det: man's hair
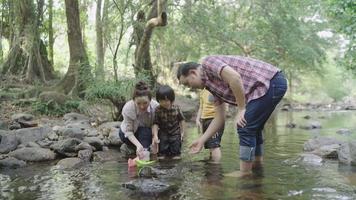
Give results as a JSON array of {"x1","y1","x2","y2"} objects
[
  {"x1": 156, "y1": 85, "x2": 175, "y2": 102},
  {"x1": 176, "y1": 62, "x2": 200, "y2": 79}
]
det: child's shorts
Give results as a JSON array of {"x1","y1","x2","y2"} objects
[{"x1": 201, "y1": 118, "x2": 224, "y2": 149}]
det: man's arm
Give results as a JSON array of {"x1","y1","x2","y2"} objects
[{"x1": 220, "y1": 66, "x2": 246, "y2": 110}]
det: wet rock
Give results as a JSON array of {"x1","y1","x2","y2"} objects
[
  {"x1": 299, "y1": 121, "x2": 322, "y2": 130},
  {"x1": 311, "y1": 144, "x2": 340, "y2": 159},
  {"x1": 92, "y1": 150, "x2": 121, "y2": 162},
  {"x1": 303, "y1": 115, "x2": 311, "y2": 119},
  {"x1": 78, "y1": 149, "x2": 93, "y2": 162},
  {"x1": 345, "y1": 105, "x2": 356, "y2": 110},
  {"x1": 25, "y1": 142, "x2": 41, "y2": 148},
  {"x1": 98, "y1": 122, "x2": 121, "y2": 136},
  {"x1": 0, "y1": 157, "x2": 26, "y2": 169},
  {"x1": 17, "y1": 120, "x2": 38, "y2": 128},
  {"x1": 286, "y1": 123, "x2": 296, "y2": 128},
  {"x1": 60, "y1": 127, "x2": 86, "y2": 140},
  {"x1": 122, "y1": 179, "x2": 176, "y2": 195},
  {"x1": 9, "y1": 122, "x2": 21, "y2": 130},
  {"x1": 47, "y1": 132, "x2": 59, "y2": 141},
  {"x1": 338, "y1": 142, "x2": 350, "y2": 164},
  {"x1": 298, "y1": 153, "x2": 323, "y2": 166},
  {"x1": 51, "y1": 138, "x2": 82, "y2": 157},
  {"x1": 37, "y1": 139, "x2": 54, "y2": 149},
  {"x1": 120, "y1": 143, "x2": 135, "y2": 157},
  {"x1": 281, "y1": 103, "x2": 291, "y2": 111},
  {"x1": 85, "y1": 129, "x2": 99, "y2": 137},
  {"x1": 304, "y1": 137, "x2": 342, "y2": 151},
  {"x1": 0, "y1": 134, "x2": 18, "y2": 154},
  {"x1": 14, "y1": 126, "x2": 52, "y2": 144},
  {"x1": 9, "y1": 147, "x2": 56, "y2": 161},
  {"x1": 83, "y1": 137, "x2": 103, "y2": 151},
  {"x1": 65, "y1": 121, "x2": 91, "y2": 130},
  {"x1": 108, "y1": 130, "x2": 122, "y2": 146},
  {"x1": 56, "y1": 157, "x2": 83, "y2": 169},
  {"x1": 336, "y1": 128, "x2": 352, "y2": 135},
  {"x1": 74, "y1": 142, "x2": 94, "y2": 151},
  {"x1": 349, "y1": 141, "x2": 356, "y2": 166}
]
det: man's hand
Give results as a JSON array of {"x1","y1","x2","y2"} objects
[
  {"x1": 235, "y1": 108, "x2": 247, "y2": 128},
  {"x1": 189, "y1": 138, "x2": 204, "y2": 154}
]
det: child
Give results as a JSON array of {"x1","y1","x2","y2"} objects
[
  {"x1": 152, "y1": 85, "x2": 185, "y2": 159},
  {"x1": 195, "y1": 88, "x2": 225, "y2": 163}
]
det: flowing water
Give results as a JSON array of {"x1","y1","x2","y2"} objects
[{"x1": 1, "y1": 111, "x2": 356, "y2": 199}]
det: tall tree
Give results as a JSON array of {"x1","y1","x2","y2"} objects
[
  {"x1": 48, "y1": 0, "x2": 54, "y2": 66},
  {"x1": 55, "y1": 0, "x2": 91, "y2": 97},
  {"x1": 1, "y1": 0, "x2": 53, "y2": 83},
  {"x1": 325, "y1": 0, "x2": 356, "y2": 72},
  {"x1": 134, "y1": 0, "x2": 167, "y2": 87},
  {"x1": 95, "y1": 0, "x2": 104, "y2": 79}
]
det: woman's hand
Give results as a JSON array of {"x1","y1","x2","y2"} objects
[
  {"x1": 235, "y1": 108, "x2": 247, "y2": 128},
  {"x1": 189, "y1": 138, "x2": 204, "y2": 154}
]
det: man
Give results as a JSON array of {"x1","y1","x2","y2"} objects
[{"x1": 177, "y1": 55, "x2": 287, "y2": 176}]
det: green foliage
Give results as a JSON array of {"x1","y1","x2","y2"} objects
[
  {"x1": 325, "y1": 0, "x2": 356, "y2": 72},
  {"x1": 32, "y1": 100, "x2": 80, "y2": 116},
  {"x1": 85, "y1": 74, "x2": 150, "y2": 102}
]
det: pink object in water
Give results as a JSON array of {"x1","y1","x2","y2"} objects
[{"x1": 128, "y1": 157, "x2": 139, "y2": 168}]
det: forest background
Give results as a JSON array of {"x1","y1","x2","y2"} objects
[{"x1": 0, "y1": 0, "x2": 355, "y2": 119}]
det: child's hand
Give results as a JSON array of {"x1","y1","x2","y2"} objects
[{"x1": 153, "y1": 136, "x2": 160, "y2": 144}]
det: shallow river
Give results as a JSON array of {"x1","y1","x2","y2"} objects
[{"x1": 1, "y1": 110, "x2": 356, "y2": 199}]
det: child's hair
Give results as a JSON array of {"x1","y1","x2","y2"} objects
[
  {"x1": 132, "y1": 81, "x2": 152, "y2": 100},
  {"x1": 156, "y1": 85, "x2": 175, "y2": 102}
]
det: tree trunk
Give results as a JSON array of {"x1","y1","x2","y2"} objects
[
  {"x1": 1, "y1": 0, "x2": 53, "y2": 83},
  {"x1": 134, "y1": 0, "x2": 167, "y2": 87},
  {"x1": 48, "y1": 0, "x2": 54, "y2": 66},
  {"x1": 95, "y1": 0, "x2": 104, "y2": 80},
  {"x1": 0, "y1": 1, "x2": 3, "y2": 64},
  {"x1": 55, "y1": 0, "x2": 91, "y2": 97}
]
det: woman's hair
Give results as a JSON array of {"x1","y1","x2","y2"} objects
[
  {"x1": 176, "y1": 62, "x2": 200, "y2": 79},
  {"x1": 132, "y1": 81, "x2": 152, "y2": 100},
  {"x1": 156, "y1": 85, "x2": 175, "y2": 102}
]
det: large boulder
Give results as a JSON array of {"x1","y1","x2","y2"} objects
[
  {"x1": 304, "y1": 137, "x2": 342, "y2": 152},
  {"x1": 51, "y1": 138, "x2": 82, "y2": 157},
  {"x1": 0, "y1": 157, "x2": 27, "y2": 169},
  {"x1": 56, "y1": 157, "x2": 83, "y2": 169},
  {"x1": 0, "y1": 134, "x2": 18, "y2": 153},
  {"x1": 9, "y1": 147, "x2": 56, "y2": 161},
  {"x1": 14, "y1": 126, "x2": 52, "y2": 144}
]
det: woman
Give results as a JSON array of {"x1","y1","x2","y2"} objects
[{"x1": 119, "y1": 81, "x2": 159, "y2": 159}]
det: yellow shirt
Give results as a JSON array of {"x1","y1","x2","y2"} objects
[{"x1": 199, "y1": 89, "x2": 216, "y2": 119}]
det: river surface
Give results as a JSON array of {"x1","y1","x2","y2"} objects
[{"x1": 1, "y1": 110, "x2": 356, "y2": 199}]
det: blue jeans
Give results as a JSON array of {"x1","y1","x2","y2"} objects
[
  {"x1": 238, "y1": 71, "x2": 287, "y2": 161},
  {"x1": 119, "y1": 127, "x2": 152, "y2": 150}
]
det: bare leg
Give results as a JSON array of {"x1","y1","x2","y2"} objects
[
  {"x1": 252, "y1": 156, "x2": 263, "y2": 170},
  {"x1": 210, "y1": 147, "x2": 221, "y2": 163}
]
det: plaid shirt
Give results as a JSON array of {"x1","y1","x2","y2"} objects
[
  {"x1": 153, "y1": 105, "x2": 185, "y2": 136},
  {"x1": 201, "y1": 55, "x2": 280, "y2": 105}
]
